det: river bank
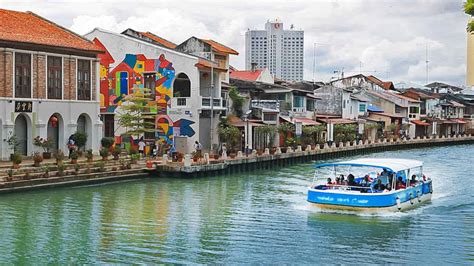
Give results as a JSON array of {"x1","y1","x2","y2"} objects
[{"x1": 0, "y1": 134, "x2": 472, "y2": 194}]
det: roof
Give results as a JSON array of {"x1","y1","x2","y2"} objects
[
  {"x1": 139, "y1": 31, "x2": 177, "y2": 49},
  {"x1": 366, "y1": 90, "x2": 421, "y2": 107},
  {"x1": 369, "y1": 112, "x2": 405, "y2": 119},
  {"x1": 367, "y1": 75, "x2": 394, "y2": 90},
  {"x1": 0, "y1": 9, "x2": 102, "y2": 53},
  {"x1": 411, "y1": 120, "x2": 430, "y2": 126},
  {"x1": 230, "y1": 70, "x2": 262, "y2": 81},
  {"x1": 425, "y1": 82, "x2": 462, "y2": 92},
  {"x1": 315, "y1": 158, "x2": 423, "y2": 172},
  {"x1": 195, "y1": 58, "x2": 227, "y2": 71},
  {"x1": 201, "y1": 39, "x2": 239, "y2": 55}
]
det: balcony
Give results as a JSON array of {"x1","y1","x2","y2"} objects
[
  {"x1": 292, "y1": 107, "x2": 305, "y2": 113},
  {"x1": 200, "y1": 96, "x2": 226, "y2": 110}
]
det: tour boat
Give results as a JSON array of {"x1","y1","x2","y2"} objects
[{"x1": 307, "y1": 158, "x2": 433, "y2": 212}]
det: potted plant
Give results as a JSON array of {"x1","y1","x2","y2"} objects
[
  {"x1": 74, "y1": 164, "x2": 80, "y2": 175},
  {"x1": 112, "y1": 146, "x2": 122, "y2": 160},
  {"x1": 33, "y1": 152, "x2": 43, "y2": 167},
  {"x1": 72, "y1": 131, "x2": 88, "y2": 152},
  {"x1": 6, "y1": 169, "x2": 14, "y2": 182},
  {"x1": 100, "y1": 147, "x2": 109, "y2": 161},
  {"x1": 23, "y1": 170, "x2": 31, "y2": 180},
  {"x1": 85, "y1": 164, "x2": 91, "y2": 174},
  {"x1": 11, "y1": 153, "x2": 22, "y2": 169},
  {"x1": 213, "y1": 154, "x2": 219, "y2": 160},
  {"x1": 43, "y1": 166, "x2": 50, "y2": 178},
  {"x1": 101, "y1": 137, "x2": 115, "y2": 150},
  {"x1": 54, "y1": 150, "x2": 65, "y2": 164},
  {"x1": 70, "y1": 150, "x2": 79, "y2": 164},
  {"x1": 229, "y1": 153, "x2": 237, "y2": 159},
  {"x1": 96, "y1": 161, "x2": 106, "y2": 172},
  {"x1": 130, "y1": 153, "x2": 140, "y2": 164},
  {"x1": 57, "y1": 163, "x2": 65, "y2": 177},
  {"x1": 33, "y1": 136, "x2": 53, "y2": 159},
  {"x1": 85, "y1": 149, "x2": 94, "y2": 162}
]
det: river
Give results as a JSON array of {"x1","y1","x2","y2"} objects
[{"x1": 0, "y1": 144, "x2": 473, "y2": 264}]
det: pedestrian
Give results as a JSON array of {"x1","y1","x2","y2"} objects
[
  {"x1": 67, "y1": 135, "x2": 76, "y2": 159},
  {"x1": 194, "y1": 141, "x2": 202, "y2": 159},
  {"x1": 138, "y1": 138, "x2": 146, "y2": 158}
]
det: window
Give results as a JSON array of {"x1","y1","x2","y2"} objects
[
  {"x1": 47, "y1": 56, "x2": 62, "y2": 99},
  {"x1": 77, "y1": 60, "x2": 91, "y2": 100},
  {"x1": 173, "y1": 73, "x2": 191, "y2": 97},
  {"x1": 306, "y1": 99, "x2": 315, "y2": 111},
  {"x1": 293, "y1": 95, "x2": 304, "y2": 108},
  {"x1": 395, "y1": 105, "x2": 402, "y2": 113},
  {"x1": 409, "y1": 106, "x2": 420, "y2": 114},
  {"x1": 359, "y1": 103, "x2": 366, "y2": 112},
  {"x1": 15, "y1": 53, "x2": 31, "y2": 98},
  {"x1": 263, "y1": 113, "x2": 277, "y2": 121},
  {"x1": 144, "y1": 73, "x2": 156, "y2": 100}
]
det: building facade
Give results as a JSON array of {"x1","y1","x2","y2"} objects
[
  {"x1": 245, "y1": 20, "x2": 304, "y2": 81},
  {"x1": 0, "y1": 9, "x2": 103, "y2": 160}
]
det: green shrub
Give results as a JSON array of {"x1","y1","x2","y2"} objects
[
  {"x1": 101, "y1": 137, "x2": 115, "y2": 149},
  {"x1": 11, "y1": 153, "x2": 22, "y2": 164}
]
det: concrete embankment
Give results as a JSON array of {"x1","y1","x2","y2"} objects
[
  {"x1": 152, "y1": 135, "x2": 474, "y2": 178},
  {"x1": 0, "y1": 135, "x2": 472, "y2": 194}
]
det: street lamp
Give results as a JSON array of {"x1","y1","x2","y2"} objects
[{"x1": 244, "y1": 110, "x2": 252, "y2": 157}]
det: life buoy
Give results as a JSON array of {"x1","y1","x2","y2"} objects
[
  {"x1": 417, "y1": 191, "x2": 422, "y2": 203},
  {"x1": 396, "y1": 197, "x2": 401, "y2": 210},
  {"x1": 409, "y1": 193, "x2": 414, "y2": 205}
]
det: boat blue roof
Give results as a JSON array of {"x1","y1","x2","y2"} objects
[
  {"x1": 367, "y1": 105, "x2": 383, "y2": 112},
  {"x1": 315, "y1": 158, "x2": 423, "y2": 172}
]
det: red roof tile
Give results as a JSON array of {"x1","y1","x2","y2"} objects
[
  {"x1": 201, "y1": 39, "x2": 239, "y2": 55},
  {"x1": 0, "y1": 9, "x2": 103, "y2": 53},
  {"x1": 230, "y1": 70, "x2": 262, "y2": 81},
  {"x1": 140, "y1": 31, "x2": 177, "y2": 49},
  {"x1": 367, "y1": 75, "x2": 394, "y2": 90},
  {"x1": 195, "y1": 58, "x2": 227, "y2": 72}
]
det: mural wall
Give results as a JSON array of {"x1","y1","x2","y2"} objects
[{"x1": 94, "y1": 38, "x2": 195, "y2": 145}]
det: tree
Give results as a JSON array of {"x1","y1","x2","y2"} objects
[
  {"x1": 217, "y1": 118, "x2": 241, "y2": 152},
  {"x1": 278, "y1": 122, "x2": 294, "y2": 146},
  {"x1": 334, "y1": 124, "x2": 357, "y2": 143},
  {"x1": 302, "y1": 125, "x2": 325, "y2": 146},
  {"x1": 465, "y1": 0, "x2": 474, "y2": 32},
  {"x1": 229, "y1": 86, "x2": 244, "y2": 117},
  {"x1": 118, "y1": 88, "x2": 156, "y2": 137},
  {"x1": 72, "y1": 131, "x2": 88, "y2": 151},
  {"x1": 254, "y1": 124, "x2": 277, "y2": 149}
]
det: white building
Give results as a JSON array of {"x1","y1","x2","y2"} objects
[
  {"x1": 0, "y1": 9, "x2": 103, "y2": 160},
  {"x1": 245, "y1": 20, "x2": 304, "y2": 81}
]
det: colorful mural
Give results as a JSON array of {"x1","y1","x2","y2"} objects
[{"x1": 93, "y1": 38, "x2": 196, "y2": 145}]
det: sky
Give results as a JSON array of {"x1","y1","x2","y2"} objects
[{"x1": 1, "y1": 0, "x2": 470, "y2": 86}]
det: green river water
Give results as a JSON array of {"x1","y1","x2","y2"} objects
[{"x1": 0, "y1": 144, "x2": 473, "y2": 264}]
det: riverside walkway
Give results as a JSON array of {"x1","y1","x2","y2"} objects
[{"x1": 0, "y1": 134, "x2": 472, "y2": 194}]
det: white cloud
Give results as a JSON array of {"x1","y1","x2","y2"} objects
[{"x1": 2, "y1": 0, "x2": 469, "y2": 86}]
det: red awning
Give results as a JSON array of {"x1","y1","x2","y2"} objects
[
  {"x1": 451, "y1": 119, "x2": 467, "y2": 124},
  {"x1": 411, "y1": 120, "x2": 430, "y2": 126}
]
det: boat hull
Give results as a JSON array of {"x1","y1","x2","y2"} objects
[{"x1": 307, "y1": 181, "x2": 432, "y2": 212}]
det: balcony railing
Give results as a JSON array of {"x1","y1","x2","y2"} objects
[
  {"x1": 201, "y1": 97, "x2": 224, "y2": 109},
  {"x1": 171, "y1": 97, "x2": 189, "y2": 108}
]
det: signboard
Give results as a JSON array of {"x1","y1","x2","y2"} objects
[
  {"x1": 295, "y1": 122, "x2": 302, "y2": 136},
  {"x1": 14, "y1": 101, "x2": 33, "y2": 113}
]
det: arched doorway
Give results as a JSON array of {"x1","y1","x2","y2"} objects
[
  {"x1": 47, "y1": 114, "x2": 63, "y2": 152},
  {"x1": 77, "y1": 114, "x2": 92, "y2": 149},
  {"x1": 14, "y1": 114, "x2": 28, "y2": 155}
]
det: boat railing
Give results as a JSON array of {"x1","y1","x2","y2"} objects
[{"x1": 312, "y1": 184, "x2": 380, "y2": 193}]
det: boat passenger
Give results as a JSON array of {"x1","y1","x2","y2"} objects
[
  {"x1": 347, "y1": 174, "x2": 357, "y2": 186},
  {"x1": 373, "y1": 179, "x2": 386, "y2": 191},
  {"x1": 396, "y1": 176, "x2": 406, "y2": 190},
  {"x1": 410, "y1": 175, "x2": 418, "y2": 186},
  {"x1": 335, "y1": 177, "x2": 341, "y2": 185},
  {"x1": 360, "y1": 175, "x2": 372, "y2": 186},
  {"x1": 383, "y1": 183, "x2": 392, "y2": 192},
  {"x1": 327, "y1": 178, "x2": 334, "y2": 186},
  {"x1": 340, "y1": 175, "x2": 348, "y2": 185}
]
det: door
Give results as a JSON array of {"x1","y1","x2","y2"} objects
[{"x1": 14, "y1": 115, "x2": 28, "y2": 155}]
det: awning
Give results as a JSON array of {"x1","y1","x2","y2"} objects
[
  {"x1": 306, "y1": 93, "x2": 321, "y2": 100},
  {"x1": 411, "y1": 120, "x2": 430, "y2": 126},
  {"x1": 367, "y1": 105, "x2": 383, "y2": 112},
  {"x1": 451, "y1": 119, "x2": 467, "y2": 124}
]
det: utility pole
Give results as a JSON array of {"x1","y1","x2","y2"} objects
[
  {"x1": 312, "y1": 43, "x2": 316, "y2": 83},
  {"x1": 210, "y1": 52, "x2": 214, "y2": 155},
  {"x1": 425, "y1": 43, "x2": 429, "y2": 84}
]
